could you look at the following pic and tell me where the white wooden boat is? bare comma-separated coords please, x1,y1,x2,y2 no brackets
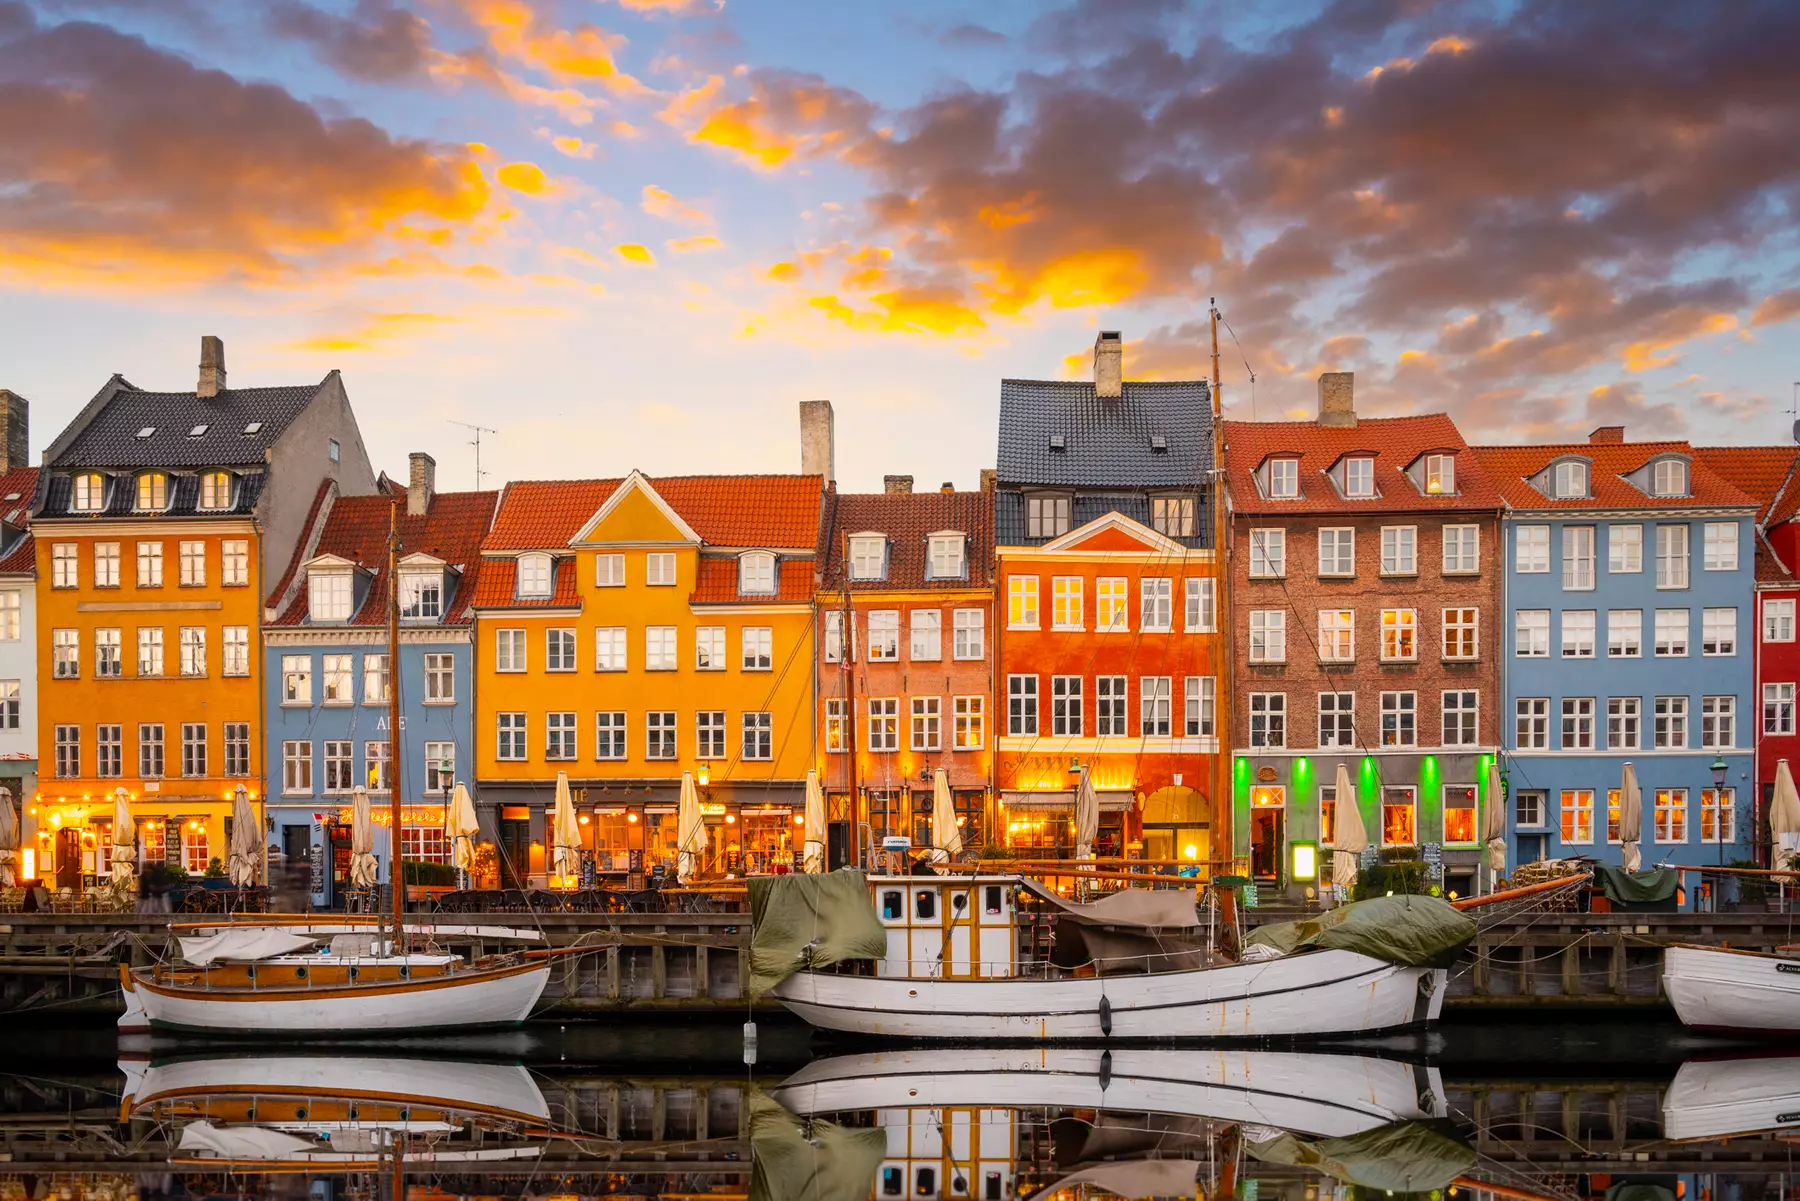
1664,1054,1800,1140
1663,944,1800,1034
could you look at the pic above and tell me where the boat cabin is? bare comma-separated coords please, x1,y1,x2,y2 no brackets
868,875,1020,979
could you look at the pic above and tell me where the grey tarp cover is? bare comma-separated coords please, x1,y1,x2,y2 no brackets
747,1091,886,1201
1247,1121,1476,1193
1020,879,1212,974
1244,894,1475,969
1598,865,1680,903
748,870,887,1000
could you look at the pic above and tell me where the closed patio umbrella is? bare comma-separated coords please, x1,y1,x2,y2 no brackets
1619,762,1644,873
930,767,962,864
1772,760,1800,868
677,770,707,884
1332,764,1366,898
1483,760,1506,884
111,787,137,883
0,786,17,887
445,781,479,876
802,768,826,874
1073,765,1099,861
227,785,259,887
349,785,378,888
550,771,580,884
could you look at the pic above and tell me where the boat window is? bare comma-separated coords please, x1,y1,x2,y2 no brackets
984,885,1003,914
881,890,903,921
916,889,937,921
987,1172,1003,1200
916,1166,937,1194
293,1106,308,1120
951,890,968,913
294,966,307,979
882,1167,903,1196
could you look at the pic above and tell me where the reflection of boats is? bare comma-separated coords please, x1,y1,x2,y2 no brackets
1663,944,1800,1035
120,1052,550,1169
1664,1055,1800,1140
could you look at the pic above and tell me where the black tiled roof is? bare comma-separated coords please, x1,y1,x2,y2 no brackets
995,490,1214,549
36,467,266,519
996,379,1212,487
52,383,320,470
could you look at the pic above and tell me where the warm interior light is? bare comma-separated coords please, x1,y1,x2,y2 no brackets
578,814,590,826
697,765,710,786
626,812,639,824
725,813,737,824
1290,842,1318,881
20,848,33,879
791,813,805,826
1182,843,1198,860
49,813,61,827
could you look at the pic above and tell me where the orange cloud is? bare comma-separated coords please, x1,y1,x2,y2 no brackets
454,0,648,94
495,161,551,193
667,235,723,252
614,242,657,264
1751,289,1800,328
661,69,876,171
641,184,712,225
548,134,597,159
807,289,985,336
289,312,462,352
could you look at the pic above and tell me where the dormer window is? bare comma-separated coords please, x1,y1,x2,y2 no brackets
517,553,552,599
739,552,776,595
1267,459,1300,500
928,533,966,580
849,535,887,581
1652,458,1689,497
1553,460,1589,499
71,472,106,513
1026,495,1071,538
1152,495,1196,537
136,472,168,511
399,570,443,619
308,569,353,623
1424,454,1455,495
199,471,232,510
1344,457,1375,498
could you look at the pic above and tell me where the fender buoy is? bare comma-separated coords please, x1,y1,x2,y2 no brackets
1098,994,1113,1037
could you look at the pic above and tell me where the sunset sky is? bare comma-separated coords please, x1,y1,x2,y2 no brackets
1,0,1796,492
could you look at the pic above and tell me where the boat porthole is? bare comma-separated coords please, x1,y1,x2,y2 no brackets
347,1106,358,1120
245,966,255,982
908,1089,918,1098
400,1107,410,1121
294,966,307,980
400,965,410,979
908,989,918,997
294,1107,307,1120
348,966,359,981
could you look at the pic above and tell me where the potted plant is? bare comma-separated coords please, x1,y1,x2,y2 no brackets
200,856,232,889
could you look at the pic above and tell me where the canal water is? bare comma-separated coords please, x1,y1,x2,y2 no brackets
3,1014,1795,1200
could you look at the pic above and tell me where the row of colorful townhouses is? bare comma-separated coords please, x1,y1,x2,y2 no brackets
9,334,1800,903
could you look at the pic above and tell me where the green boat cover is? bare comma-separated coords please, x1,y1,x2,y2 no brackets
1598,865,1680,903
1247,1120,1476,1193
747,1091,887,1201
1243,893,1475,968
747,870,888,1000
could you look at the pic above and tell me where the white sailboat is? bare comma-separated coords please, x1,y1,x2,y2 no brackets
1664,1054,1800,1141
1662,943,1800,1035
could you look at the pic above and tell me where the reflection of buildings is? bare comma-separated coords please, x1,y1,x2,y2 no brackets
0,398,40,875
992,332,1225,864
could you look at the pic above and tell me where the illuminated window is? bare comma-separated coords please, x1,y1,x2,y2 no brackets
136,472,167,511
1443,785,1477,844
1560,789,1594,844
1424,454,1455,495
1382,787,1416,846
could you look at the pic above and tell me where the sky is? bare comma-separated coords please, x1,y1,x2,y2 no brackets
0,0,1797,494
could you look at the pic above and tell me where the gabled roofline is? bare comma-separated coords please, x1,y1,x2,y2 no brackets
263,479,337,621
42,374,134,469
1766,453,1800,532
303,552,363,571
568,470,702,546
1038,511,1186,555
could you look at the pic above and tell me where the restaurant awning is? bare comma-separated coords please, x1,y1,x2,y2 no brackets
1002,790,1135,812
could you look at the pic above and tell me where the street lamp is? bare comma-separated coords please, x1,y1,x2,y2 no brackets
1711,754,1730,867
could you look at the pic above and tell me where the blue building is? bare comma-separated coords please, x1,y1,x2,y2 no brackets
262,455,496,905
1477,431,1758,869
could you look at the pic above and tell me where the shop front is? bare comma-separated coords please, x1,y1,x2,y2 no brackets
997,789,1137,857
824,784,992,868
267,801,448,908
24,792,233,892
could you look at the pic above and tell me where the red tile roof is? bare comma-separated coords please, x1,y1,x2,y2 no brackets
692,555,815,603
469,556,582,610
1756,534,1796,586
0,533,32,576
1693,446,1800,524
1224,414,1503,515
820,489,996,591
0,467,41,577
483,475,824,551
1470,442,1759,511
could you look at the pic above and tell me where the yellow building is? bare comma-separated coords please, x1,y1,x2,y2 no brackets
473,470,824,884
29,337,373,886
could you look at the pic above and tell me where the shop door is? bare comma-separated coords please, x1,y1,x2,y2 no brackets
498,818,531,887
56,827,82,889
827,820,850,871
1250,809,1284,880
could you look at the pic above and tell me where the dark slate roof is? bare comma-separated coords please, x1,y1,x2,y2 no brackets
996,379,1212,487
36,466,266,519
51,381,322,470
995,490,1214,550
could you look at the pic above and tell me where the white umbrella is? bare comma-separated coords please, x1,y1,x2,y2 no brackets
1073,765,1099,861
929,767,962,864
0,786,16,887
1619,762,1644,874
1483,760,1506,883
1332,764,1366,897
802,768,826,874
550,771,580,885
677,770,707,884
110,787,136,882
226,785,259,887
349,785,378,888
1772,760,1800,869
445,781,479,875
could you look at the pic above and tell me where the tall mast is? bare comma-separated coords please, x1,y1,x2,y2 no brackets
1209,299,1234,877
388,501,406,949
841,531,860,863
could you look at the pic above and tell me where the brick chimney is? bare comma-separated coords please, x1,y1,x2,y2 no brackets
0,390,28,473
980,468,997,493
1317,371,1355,428
940,481,954,494
799,400,835,483
1589,426,1625,445
408,452,436,517
197,335,227,398
1094,330,1122,399
884,475,914,494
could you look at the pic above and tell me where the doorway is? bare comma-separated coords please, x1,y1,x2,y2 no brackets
56,827,82,889
1250,808,1285,880
498,816,531,888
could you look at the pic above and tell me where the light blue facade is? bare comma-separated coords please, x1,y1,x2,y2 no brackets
1503,495,1757,869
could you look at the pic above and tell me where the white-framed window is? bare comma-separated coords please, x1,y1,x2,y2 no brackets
1026,494,1071,538
1249,610,1287,663
308,571,352,622
869,697,900,751
546,628,576,672
1318,609,1354,663
742,711,773,761
849,535,885,580
1655,788,1689,843
1424,453,1456,495
694,626,724,671
646,711,677,760
645,626,677,671
179,540,205,586
1141,578,1172,631
690,709,722,759
1561,789,1594,844
1553,460,1589,499
1766,683,1795,735
138,627,164,677
595,712,626,761
364,740,392,791
1443,608,1478,660
1562,526,1595,590
52,628,78,679
517,553,552,598
1516,789,1547,828
868,610,900,660
1007,676,1037,736
94,542,119,587
1608,697,1640,750
1152,496,1196,537
95,724,121,778
495,629,526,672
1653,458,1690,497
1185,676,1215,738
1097,577,1129,631
1654,608,1689,656
1249,692,1286,748
401,824,448,863
223,723,249,777
1141,676,1172,737
94,627,121,677
742,626,773,670
1442,525,1478,573
911,696,942,751
1052,675,1083,737
181,723,207,778
953,609,984,659
1561,697,1595,749
1317,527,1354,577
1516,609,1550,657
0,680,18,730
1185,578,1216,632
823,611,844,664
1609,524,1643,573
1052,577,1085,630
51,543,77,588
596,627,628,671
1008,577,1039,628
71,472,105,513
1344,456,1375,498
136,471,167,511
1702,607,1737,656
1381,526,1417,574
1701,695,1736,749
1656,525,1689,589
824,698,848,753
1443,690,1478,747
595,553,625,586
321,653,352,703
928,534,966,579
1319,692,1354,748
177,624,205,678
1516,697,1550,749
738,551,776,595
1767,598,1797,643
1516,525,1550,573
137,724,165,779
646,552,677,586
1267,459,1299,499
954,696,985,749
496,713,527,761
424,653,454,702
1561,610,1595,658
1654,695,1688,749
1607,609,1642,658
1703,788,1736,845
362,653,389,703
909,610,941,660
1096,675,1127,736
281,654,311,704
399,571,442,619
545,712,578,761
51,724,78,778
1703,522,1739,571
1382,786,1418,846
1380,691,1417,747
1250,528,1287,578
322,740,353,794
282,740,311,795
222,540,249,586
1381,608,1417,661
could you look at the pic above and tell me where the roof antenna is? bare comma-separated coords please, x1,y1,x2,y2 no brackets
448,420,498,489
1791,382,1800,446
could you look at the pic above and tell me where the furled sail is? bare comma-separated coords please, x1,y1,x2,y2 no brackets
747,870,887,999
1019,878,1213,974
1245,894,1475,969
178,927,321,966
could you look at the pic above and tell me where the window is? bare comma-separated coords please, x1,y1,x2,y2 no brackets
133,541,163,588
222,540,248,586
177,540,205,587
138,627,164,677
1516,698,1550,749
1151,496,1196,537
1344,457,1375,498
517,553,552,598
1381,526,1417,574
1516,790,1546,828
645,626,677,671
96,724,121,778
1767,683,1795,736
1653,458,1690,497
1443,608,1478,659
1096,675,1127,736
737,551,776,595
1319,692,1355,747
399,572,442,619
181,724,207,778
1702,788,1736,845
1318,609,1354,663
321,653,352,703
1656,525,1689,589
586,627,624,672
825,698,847,752
1442,525,1478,573
362,653,389,703
139,724,165,778
1008,577,1039,628
1383,787,1417,846
324,741,354,793
1250,610,1287,663
1562,526,1595,590
135,472,167,511
1607,609,1642,658
1562,610,1595,658
849,536,885,580
228,625,254,675
1317,528,1354,576
1561,789,1594,844
1702,607,1737,656
594,553,625,587
545,628,576,672
1267,459,1299,498
954,696,985,749
1655,788,1688,843
595,712,626,760
1141,677,1172,737
1654,608,1689,657
1185,578,1215,632
1380,691,1417,747
1051,676,1083,736
1027,495,1071,538
1561,697,1595,749
1608,697,1641,750
680,625,718,671
0,680,16,729
198,471,230,510
1608,789,1623,844
1654,695,1688,749
868,611,899,660
401,825,447,864
424,653,454,702
1701,695,1735,749
52,544,76,588
282,741,311,794
179,626,205,677
1704,522,1739,572
1516,525,1550,572
742,711,772,760
94,542,119,587
1185,677,1215,737
1250,529,1287,578
545,712,577,760
1141,578,1172,631
1097,577,1129,631
696,710,725,759
1052,577,1085,629
911,697,941,751
71,472,105,512
1516,610,1549,657
224,723,249,777
328,438,340,462
361,740,390,791
868,697,900,751
1442,691,1478,747
909,611,941,660
1320,786,1338,846
742,626,773,669
928,534,966,579
1604,524,1642,574
1249,693,1286,748
53,725,78,778
646,712,677,760
53,629,78,679
645,552,677,586
953,609,984,659
95,627,121,677
1007,676,1037,736
1381,609,1416,661
309,571,351,622
1553,460,1588,498
1767,599,1797,643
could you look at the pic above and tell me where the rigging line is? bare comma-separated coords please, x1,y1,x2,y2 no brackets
1217,309,1258,422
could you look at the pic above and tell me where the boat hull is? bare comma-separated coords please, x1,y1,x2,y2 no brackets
125,1055,551,1125
771,949,1445,1040
1663,945,1800,1035
1664,1055,1800,1140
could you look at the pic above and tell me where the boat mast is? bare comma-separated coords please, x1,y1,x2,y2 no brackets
388,500,405,952
1209,299,1234,879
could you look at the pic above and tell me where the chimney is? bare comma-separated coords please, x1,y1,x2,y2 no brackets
1093,330,1122,399
1317,371,1355,428
197,335,227,398
1589,426,1625,445
979,468,996,493
799,400,835,483
884,475,914,495
0,390,28,474
408,452,436,517
940,482,955,494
